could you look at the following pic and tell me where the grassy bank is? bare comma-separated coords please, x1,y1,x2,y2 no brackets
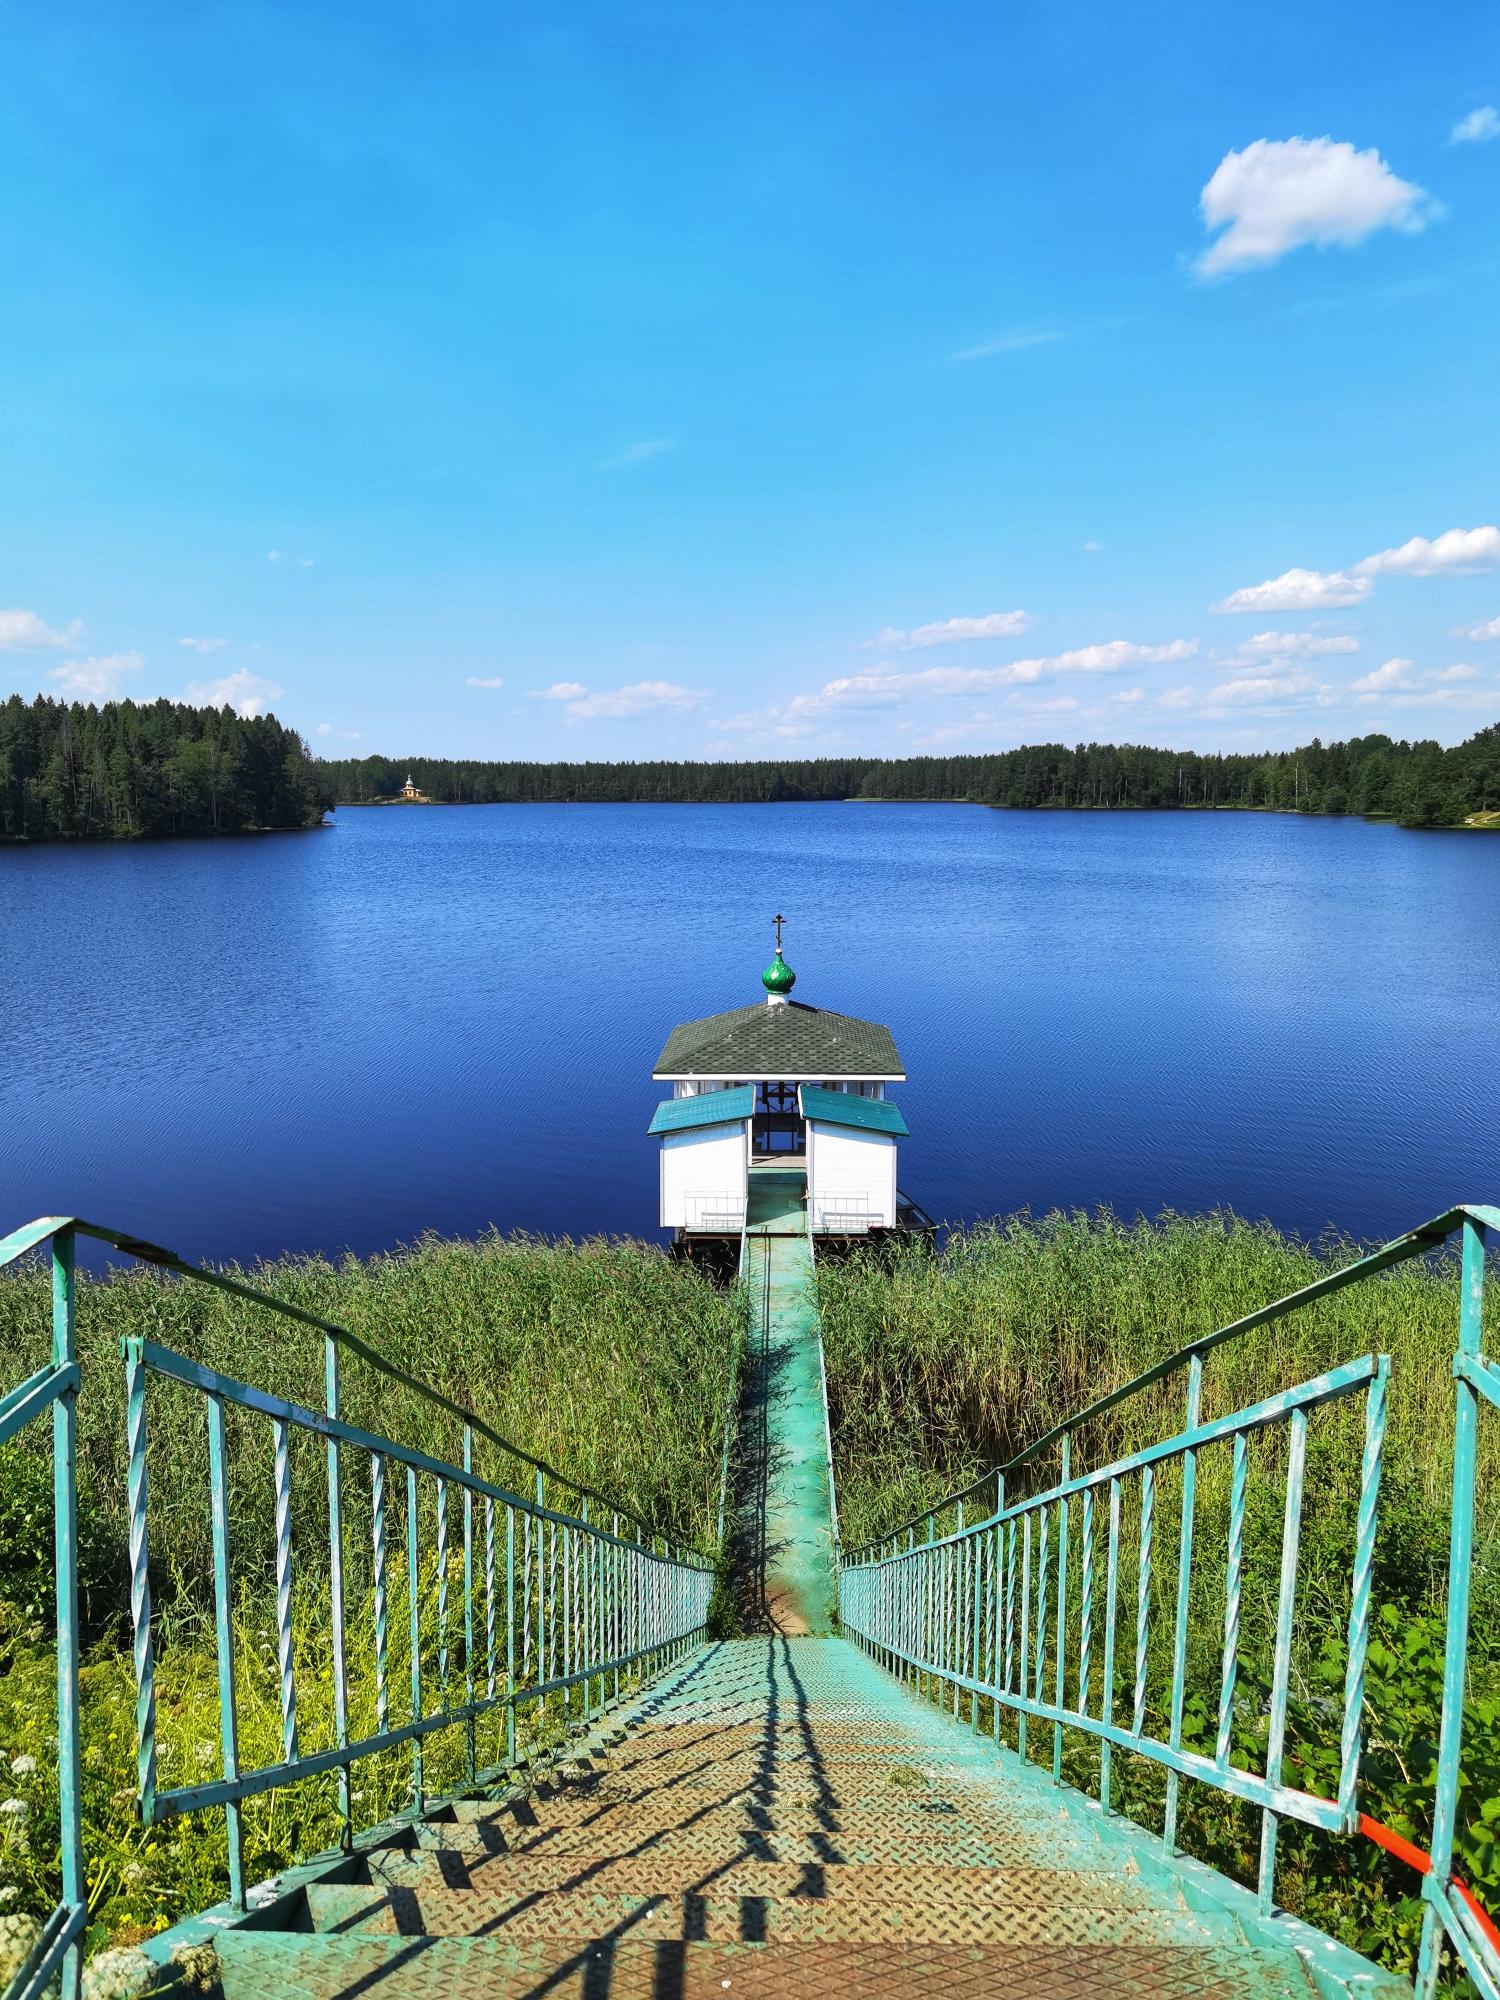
818,1210,1499,1978
0,1232,739,1958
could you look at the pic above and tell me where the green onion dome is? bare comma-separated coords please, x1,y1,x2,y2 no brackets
762,950,796,996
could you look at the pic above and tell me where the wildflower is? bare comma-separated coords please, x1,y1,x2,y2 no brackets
0,1886,18,1908
8,1757,34,1778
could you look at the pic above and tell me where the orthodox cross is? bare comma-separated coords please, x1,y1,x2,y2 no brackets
773,913,786,952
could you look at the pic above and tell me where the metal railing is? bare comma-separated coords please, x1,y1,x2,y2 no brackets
838,1204,1500,1999
0,1214,717,2000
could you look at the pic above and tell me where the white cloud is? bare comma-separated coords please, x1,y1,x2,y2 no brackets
185,668,283,718
1050,638,1197,672
1082,539,1104,553
1451,106,1499,146
950,331,1063,362
465,675,506,689
1455,615,1500,641
1353,525,1500,577
1159,686,1197,709
779,638,1198,723
1351,657,1417,693
267,550,315,567
180,636,228,654
530,681,589,701
0,608,83,651
1432,663,1480,682
874,611,1035,650
1196,137,1438,277
49,651,142,700
315,722,362,739
596,439,676,471
1111,687,1147,704
1208,669,1331,704
563,679,704,720
1212,568,1372,614
1229,629,1359,660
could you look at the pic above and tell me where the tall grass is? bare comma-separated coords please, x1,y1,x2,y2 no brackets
817,1209,1499,1980
0,1231,739,1959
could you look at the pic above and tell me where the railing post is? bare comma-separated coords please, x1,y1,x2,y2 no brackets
1417,1216,1488,1996
1216,1429,1248,1772
51,1227,85,2000
324,1336,352,1848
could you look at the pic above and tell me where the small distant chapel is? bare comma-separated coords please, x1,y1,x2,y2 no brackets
649,920,909,1239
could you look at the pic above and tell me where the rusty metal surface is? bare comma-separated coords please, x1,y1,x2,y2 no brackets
202,1637,1399,1997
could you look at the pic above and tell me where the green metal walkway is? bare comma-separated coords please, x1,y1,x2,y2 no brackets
187,1210,1407,2000
9,1205,1498,2000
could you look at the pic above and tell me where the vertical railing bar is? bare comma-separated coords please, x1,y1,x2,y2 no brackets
1417,1216,1487,1998
205,1391,245,1908
325,1335,351,1848
272,1414,299,1766
1054,1436,1071,1782
372,1453,389,1733
1034,1501,1050,1771
123,1336,158,1827
407,1467,424,1810
505,1503,516,1766
51,1228,84,2000
1257,1405,1308,1914
1019,1509,1032,1761
1134,1464,1154,1740
1217,1428,1248,1770
1079,1479,1094,1723
436,1475,449,1713
1339,1360,1388,1827
1164,1353,1202,1852
463,1431,476,1784
1100,1476,1121,1813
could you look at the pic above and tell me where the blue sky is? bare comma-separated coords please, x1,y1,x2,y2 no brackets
3,1,1498,759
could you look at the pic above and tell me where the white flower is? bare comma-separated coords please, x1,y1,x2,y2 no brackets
0,1885,18,1907
9,1757,35,1778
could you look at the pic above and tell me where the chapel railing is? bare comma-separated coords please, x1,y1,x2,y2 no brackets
0,1215,717,2000
837,1203,1500,1999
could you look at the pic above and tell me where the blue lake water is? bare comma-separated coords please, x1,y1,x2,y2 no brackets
2,803,1497,1266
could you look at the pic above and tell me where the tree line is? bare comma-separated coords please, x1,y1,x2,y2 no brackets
319,724,1500,828
0,695,327,841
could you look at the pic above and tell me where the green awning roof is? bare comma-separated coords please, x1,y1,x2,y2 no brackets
799,1085,908,1136
648,1086,756,1136
654,1000,904,1080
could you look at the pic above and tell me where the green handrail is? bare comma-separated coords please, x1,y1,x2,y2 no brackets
0,1214,716,2000
838,1203,1498,1998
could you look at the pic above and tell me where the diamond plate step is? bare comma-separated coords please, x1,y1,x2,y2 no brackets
217,1929,1325,1999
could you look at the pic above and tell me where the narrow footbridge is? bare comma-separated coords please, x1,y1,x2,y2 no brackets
1,1204,1496,2000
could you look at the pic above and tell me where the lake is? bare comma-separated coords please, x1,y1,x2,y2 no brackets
2,803,1497,1267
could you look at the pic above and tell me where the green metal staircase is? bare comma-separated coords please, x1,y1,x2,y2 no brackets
1,1206,1496,1999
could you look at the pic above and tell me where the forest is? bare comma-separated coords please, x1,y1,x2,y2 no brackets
5,695,1499,841
320,722,1500,827
0,694,327,840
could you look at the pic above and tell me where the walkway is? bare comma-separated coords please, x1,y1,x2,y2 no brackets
201,1206,1409,2000
735,1172,837,1634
